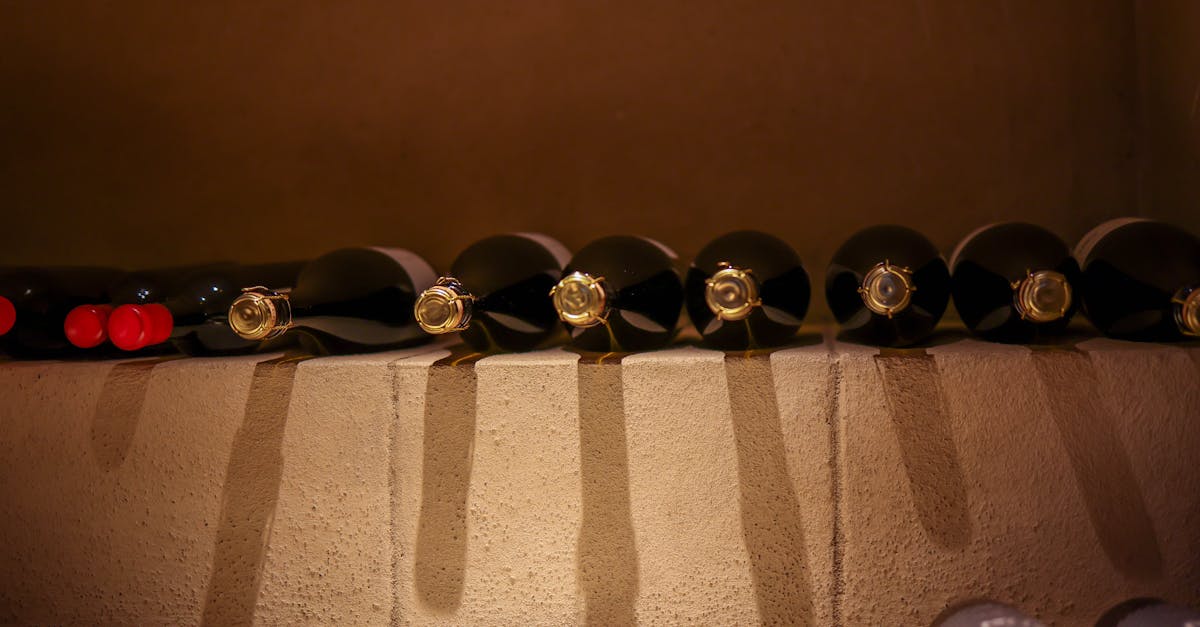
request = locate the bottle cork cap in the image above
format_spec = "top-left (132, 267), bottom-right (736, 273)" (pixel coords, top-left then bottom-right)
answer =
top-left (108, 304), bottom-right (173, 351)
top-left (64, 304), bottom-right (113, 348)
top-left (0, 296), bottom-right (14, 336)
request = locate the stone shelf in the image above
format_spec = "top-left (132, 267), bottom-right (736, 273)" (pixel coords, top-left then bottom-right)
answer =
top-left (0, 333), bottom-right (1197, 625)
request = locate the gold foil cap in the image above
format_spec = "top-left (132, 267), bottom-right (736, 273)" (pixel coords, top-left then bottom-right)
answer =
top-left (858, 260), bottom-right (915, 318)
top-left (1172, 285), bottom-right (1200, 337)
top-left (705, 263), bottom-right (761, 321)
top-left (550, 271), bottom-right (608, 328)
top-left (228, 287), bottom-right (292, 341)
top-left (1013, 269), bottom-right (1072, 323)
top-left (414, 277), bottom-right (474, 334)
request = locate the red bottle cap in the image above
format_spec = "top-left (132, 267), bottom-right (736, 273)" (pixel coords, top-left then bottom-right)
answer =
top-left (64, 304), bottom-right (113, 348)
top-left (144, 304), bottom-right (174, 345)
top-left (0, 296), bottom-right (14, 336)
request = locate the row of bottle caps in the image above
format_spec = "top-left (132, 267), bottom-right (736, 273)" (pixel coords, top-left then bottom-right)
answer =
top-left (0, 217), bottom-right (1196, 359)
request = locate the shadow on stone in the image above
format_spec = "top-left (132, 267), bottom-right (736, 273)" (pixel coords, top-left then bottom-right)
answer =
top-left (1030, 348), bottom-right (1164, 581)
top-left (874, 349), bottom-right (972, 550)
top-left (576, 355), bottom-right (639, 626)
top-left (725, 354), bottom-right (815, 625)
top-left (413, 351), bottom-right (482, 613)
top-left (91, 356), bottom-right (181, 471)
top-left (201, 353), bottom-right (310, 626)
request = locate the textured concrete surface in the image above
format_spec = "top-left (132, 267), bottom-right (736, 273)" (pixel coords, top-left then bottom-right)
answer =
top-left (0, 335), bottom-right (1197, 625)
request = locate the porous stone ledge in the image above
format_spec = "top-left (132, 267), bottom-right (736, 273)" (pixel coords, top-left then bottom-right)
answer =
top-left (0, 334), bottom-right (1197, 625)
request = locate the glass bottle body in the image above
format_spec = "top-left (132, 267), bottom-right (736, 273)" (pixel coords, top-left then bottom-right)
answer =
top-left (1076, 219), bottom-right (1200, 341)
top-left (0, 267), bottom-right (122, 358)
top-left (950, 222), bottom-right (1080, 343)
top-left (287, 247), bottom-right (437, 355)
top-left (826, 225), bottom-right (950, 346)
top-left (448, 234), bottom-right (568, 352)
top-left (557, 235), bottom-right (683, 353)
top-left (935, 602), bottom-right (1043, 627)
top-left (686, 230), bottom-right (810, 350)
top-left (168, 261), bottom-right (306, 355)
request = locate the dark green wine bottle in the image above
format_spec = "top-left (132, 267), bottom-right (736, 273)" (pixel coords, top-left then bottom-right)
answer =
top-left (825, 225), bottom-right (950, 346)
top-left (685, 230), bottom-right (810, 350)
top-left (950, 222), bottom-right (1080, 343)
top-left (414, 233), bottom-right (569, 352)
top-left (1075, 218), bottom-right (1200, 341)
top-left (228, 247), bottom-right (437, 355)
top-left (551, 235), bottom-right (683, 352)
top-left (0, 266), bottom-right (123, 358)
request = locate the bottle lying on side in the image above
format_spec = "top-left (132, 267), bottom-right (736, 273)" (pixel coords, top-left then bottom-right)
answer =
top-left (103, 261), bottom-right (306, 356)
top-left (1075, 218), bottom-right (1200, 341)
top-left (826, 225), bottom-right (951, 346)
top-left (414, 233), bottom-right (570, 352)
top-left (64, 262), bottom-right (234, 350)
top-left (551, 235), bottom-right (683, 353)
top-left (934, 601), bottom-right (1044, 626)
top-left (1095, 599), bottom-right (1200, 626)
top-left (685, 230), bottom-right (810, 350)
top-left (0, 266), bottom-right (124, 359)
top-left (227, 247), bottom-right (437, 355)
top-left (950, 222), bottom-right (1081, 343)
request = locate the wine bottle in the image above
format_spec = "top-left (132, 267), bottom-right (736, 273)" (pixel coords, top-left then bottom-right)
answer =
top-left (934, 602), bottom-right (1044, 627)
top-left (64, 261), bottom-right (233, 349)
top-left (825, 225), bottom-right (950, 346)
top-left (1096, 599), bottom-right (1200, 626)
top-left (949, 222), bottom-right (1081, 343)
top-left (551, 235), bottom-right (683, 352)
top-left (685, 230), bottom-right (810, 350)
top-left (414, 233), bottom-right (570, 352)
top-left (0, 266), bottom-right (124, 358)
top-left (1075, 218), bottom-right (1200, 341)
top-left (227, 247), bottom-right (437, 355)
top-left (106, 261), bottom-right (306, 355)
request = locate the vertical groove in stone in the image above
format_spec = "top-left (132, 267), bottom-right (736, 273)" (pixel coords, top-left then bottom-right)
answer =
top-left (874, 349), bottom-right (972, 550)
top-left (201, 354), bottom-right (309, 627)
top-left (828, 356), bottom-right (844, 627)
top-left (413, 352), bottom-right (481, 613)
top-left (91, 356), bottom-right (179, 471)
top-left (1031, 348), bottom-right (1164, 581)
top-left (388, 358), bottom-right (403, 627)
top-left (576, 356), bottom-right (638, 626)
top-left (725, 354), bottom-right (814, 626)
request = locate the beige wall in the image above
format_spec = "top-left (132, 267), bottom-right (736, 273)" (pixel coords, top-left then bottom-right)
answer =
top-left (0, 1), bottom-right (1152, 305)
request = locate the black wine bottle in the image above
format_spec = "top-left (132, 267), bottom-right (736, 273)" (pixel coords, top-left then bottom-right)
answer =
top-left (0, 266), bottom-right (124, 358)
top-left (106, 261), bottom-right (306, 355)
top-left (934, 602), bottom-right (1042, 627)
top-left (551, 235), bottom-right (683, 352)
top-left (685, 230), bottom-right (810, 350)
top-left (227, 247), bottom-right (437, 355)
top-left (826, 225), bottom-right (950, 346)
top-left (949, 222), bottom-right (1081, 343)
top-left (414, 233), bottom-right (570, 352)
top-left (64, 261), bottom-right (233, 349)
top-left (1096, 599), bottom-right (1200, 627)
top-left (1075, 218), bottom-right (1200, 341)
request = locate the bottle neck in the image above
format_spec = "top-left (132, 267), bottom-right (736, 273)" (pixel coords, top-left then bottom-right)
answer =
top-left (858, 260), bottom-right (914, 319)
top-left (1173, 284), bottom-right (1200, 337)
top-left (1013, 269), bottom-right (1072, 323)
top-left (704, 263), bottom-right (761, 321)
top-left (551, 271), bottom-right (609, 328)
top-left (414, 277), bottom-right (474, 334)
top-left (228, 287), bottom-right (293, 341)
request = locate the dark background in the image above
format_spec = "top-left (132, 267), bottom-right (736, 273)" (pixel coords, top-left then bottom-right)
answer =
top-left (1, 1), bottom-right (1196, 317)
